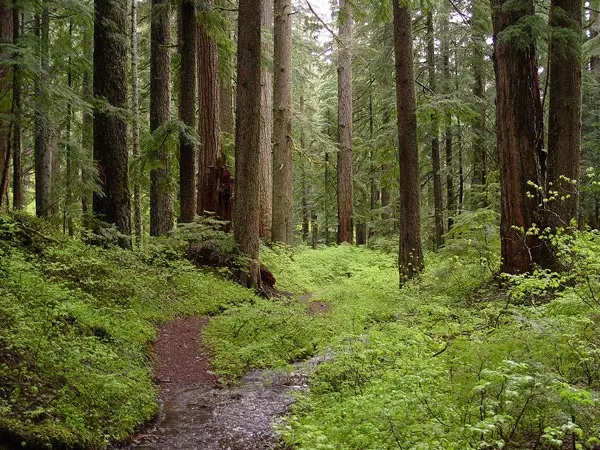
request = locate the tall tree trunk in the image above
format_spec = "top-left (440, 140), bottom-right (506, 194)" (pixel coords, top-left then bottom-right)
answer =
top-left (302, 166), bottom-right (309, 243)
top-left (272, 0), bottom-right (293, 244)
top-left (394, 0), bottom-right (423, 283)
top-left (426, 10), bottom-right (444, 250)
top-left (35, 7), bottom-right (52, 217)
top-left (178, 0), bottom-right (197, 222)
top-left (65, 20), bottom-right (74, 236)
top-left (442, 18), bottom-right (454, 231)
top-left (259, 0), bottom-right (273, 240)
top-left (235, 0), bottom-right (262, 288)
top-left (546, 0), bottom-right (581, 226)
top-left (11, 4), bottom-right (22, 210)
top-left (0, 0), bottom-right (12, 209)
top-left (82, 27), bottom-right (93, 222)
top-left (324, 149), bottom-right (331, 245)
top-left (472, 0), bottom-right (487, 206)
top-left (94, 0), bottom-right (131, 241)
top-left (131, 0), bottom-right (142, 243)
top-left (337, 0), bottom-right (353, 244)
top-left (197, 0), bottom-right (228, 219)
top-left (458, 118), bottom-right (464, 212)
top-left (493, 0), bottom-right (545, 273)
top-left (219, 64), bottom-right (234, 137)
top-left (368, 85), bottom-right (377, 241)
top-left (149, 0), bottom-right (173, 236)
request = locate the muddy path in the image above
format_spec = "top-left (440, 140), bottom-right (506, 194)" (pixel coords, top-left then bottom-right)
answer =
top-left (122, 316), bottom-right (322, 450)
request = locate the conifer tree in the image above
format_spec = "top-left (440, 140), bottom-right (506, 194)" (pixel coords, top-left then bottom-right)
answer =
top-left (394, 0), bottom-right (423, 282)
top-left (337, 0), bottom-right (353, 244)
top-left (272, 0), bottom-right (294, 244)
top-left (234, 0), bottom-right (262, 288)
top-left (93, 0), bottom-right (131, 240)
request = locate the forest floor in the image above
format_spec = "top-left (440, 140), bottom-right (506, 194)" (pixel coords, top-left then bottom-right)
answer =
top-left (3, 215), bottom-right (600, 449)
top-left (122, 315), bottom-right (323, 450)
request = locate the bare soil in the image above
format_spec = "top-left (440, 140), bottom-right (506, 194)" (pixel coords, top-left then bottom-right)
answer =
top-left (122, 316), bottom-right (320, 450)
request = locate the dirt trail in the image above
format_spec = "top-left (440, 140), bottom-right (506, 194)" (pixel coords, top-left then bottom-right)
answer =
top-left (122, 316), bottom-right (320, 450)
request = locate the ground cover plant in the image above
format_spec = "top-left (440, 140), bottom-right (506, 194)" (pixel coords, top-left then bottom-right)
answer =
top-left (3, 211), bottom-right (600, 449)
top-left (0, 214), bottom-right (256, 448)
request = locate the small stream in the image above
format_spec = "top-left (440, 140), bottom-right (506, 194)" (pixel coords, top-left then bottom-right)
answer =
top-left (123, 356), bottom-right (329, 450)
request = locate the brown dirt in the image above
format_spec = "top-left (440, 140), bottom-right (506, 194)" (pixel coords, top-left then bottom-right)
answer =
top-left (153, 316), bottom-right (218, 393)
top-left (122, 316), bottom-right (319, 450)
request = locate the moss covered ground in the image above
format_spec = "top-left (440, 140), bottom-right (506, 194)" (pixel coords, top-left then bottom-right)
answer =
top-left (2, 213), bottom-right (600, 449)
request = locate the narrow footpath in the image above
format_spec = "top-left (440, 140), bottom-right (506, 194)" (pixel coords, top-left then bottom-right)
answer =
top-left (122, 316), bottom-right (311, 450)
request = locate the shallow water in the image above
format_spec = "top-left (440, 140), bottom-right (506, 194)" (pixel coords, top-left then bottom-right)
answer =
top-left (124, 357), bottom-right (328, 450)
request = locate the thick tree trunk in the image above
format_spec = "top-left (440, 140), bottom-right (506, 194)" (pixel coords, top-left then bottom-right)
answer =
top-left (131, 0), bottom-right (142, 243)
top-left (178, 0), bottom-right (197, 222)
top-left (271, 0), bottom-right (294, 244)
top-left (472, 0), bottom-right (487, 207)
top-left (259, 0), bottom-right (273, 240)
top-left (394, 0), bottom-right (423, 283)
top-left (426, 11), bottom-right (444, 250)
top-left (0, 0), bottom-right (12, 209)
top-left (35, 8), bottom-right (52, 218)
top-left (11, 5), bottom-right (22, 210)
top-left (93, 0), bottom-right (131, 241)
top-left (234, 0), bottom-right (262, 288)
top-left (493, 0), bottom-right (545, 273)
top-left (337, 0), bottom-right (353, 244)
top-left (197, 0), bottom-right (228, 219)
top-left (547, 0), bottom-right (582, 226)
top-left (149, 0), bottom-right (173, 236)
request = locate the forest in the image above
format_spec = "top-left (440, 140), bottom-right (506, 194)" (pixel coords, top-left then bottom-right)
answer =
top-left (1, 0), bottom-right (600, 448)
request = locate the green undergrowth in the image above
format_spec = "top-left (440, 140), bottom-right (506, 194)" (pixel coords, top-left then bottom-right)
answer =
top-left (0, 214), bottom-right (256, 449)
top-left (271, 231), bottom-right (600, 449)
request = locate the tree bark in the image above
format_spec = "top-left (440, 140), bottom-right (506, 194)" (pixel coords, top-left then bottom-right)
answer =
top-left (35, 7), bottom-right (52, 218)
top-left (337, 0), bottom-right (353, 244)
top-left (93, 0), bottom-right (131, 241)
top-left (472, 0), bottom-right (487, 206)
top-left (11, 4), bottom-right (22, 210)
top-left (0, 0), bottom-right (12, 209)
top-left (82, 27), bottom-right (93, 223)
top-left (547, 0), bottom-right (582, 226)
top-left (259, 0), bottom-right (273, 240)
top-left (493, 0), bottom-right (545, 273)
top-left (149, 0), bottom-right (173, 236)
top-left (131, 0), bottom-right (142, 242)
top-left (234, 0), bottom-right (262, 288)
top-left (65, 20), bottom-right (74, 236)
top-left (426, 10), bottom-right (444, 250)
top-left (442, 11), bottom-right (454, 231)
top-left (271, 0), bottom-right (294, 244)
top-left (394, 0), bottom-right (423, 283)
top-left (178, 0), bottom-right (197, 222)
top-left (197, 0), bottom-right (229, 220)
